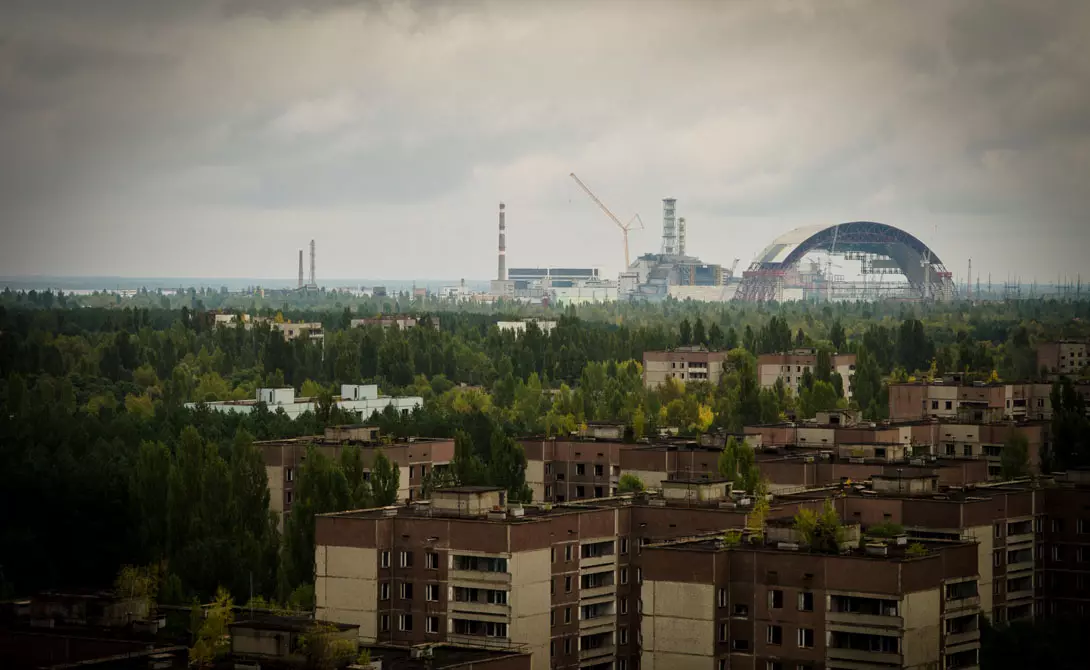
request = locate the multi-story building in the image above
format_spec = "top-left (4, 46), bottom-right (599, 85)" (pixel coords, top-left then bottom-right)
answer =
top-left (496, 319), bottom-right (559, 336)
top-left (185, 384), bottom-right (422, 421)
top-left (781, 474), bottom-right (1044, 625)
top-left (314, 482), bottom-right (765, 670)
top-left (352, 316), bottom-right (441, 330)
top-left (887, 380), bottom-right (1057, 422)
top-left (520, 438), bottom-right (633, 503)
top-left (1037, 340), bottom-right (1088, 378)
top-left (643, 347), bottom-right (730, 388)
top-left (748, 410), bottom-right (1049, 480)
top-left (640, 532), bottom-right (982, 670)
top-left (273, 321), bottom-right (324, 342)
top-left (313, 471), bottom-right (1090, 670)
top-left (757, 348), bottom-right (857, 399)
top-left (259, 426), bottom-right (455, 529)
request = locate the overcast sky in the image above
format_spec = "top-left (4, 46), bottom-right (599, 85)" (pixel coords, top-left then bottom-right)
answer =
top-left (1, 0), bottom-right (1088, 283)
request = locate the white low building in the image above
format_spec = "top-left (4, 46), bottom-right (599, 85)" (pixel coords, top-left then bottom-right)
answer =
top-left (496, 319), bottom-right (558, 336)
top-left (186, 384), bottom-right (422, 420)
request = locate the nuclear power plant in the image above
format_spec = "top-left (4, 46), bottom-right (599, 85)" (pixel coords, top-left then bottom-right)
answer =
top-left (490, 178), bottom-right (735, 304)
top-left (485, 171), bottom-right (961, 304)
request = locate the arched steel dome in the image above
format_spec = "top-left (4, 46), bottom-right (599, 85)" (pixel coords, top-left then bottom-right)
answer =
top-left (735, 221), bottom-right (955, 302)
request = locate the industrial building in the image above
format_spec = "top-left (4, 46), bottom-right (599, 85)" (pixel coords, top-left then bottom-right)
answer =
top-left (184, 384), bottom-right (422, 421)
top-left (620, 198), bottom-right (732, 302)
top-left (492, 181), bottom-right (737, 304)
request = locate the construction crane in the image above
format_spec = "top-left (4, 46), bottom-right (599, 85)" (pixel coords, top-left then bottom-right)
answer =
top-left (569, 172), bottom-right (643, 269)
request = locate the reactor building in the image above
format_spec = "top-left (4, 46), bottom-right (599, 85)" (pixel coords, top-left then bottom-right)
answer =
top-left (621, 198), bottom-right (732, 302)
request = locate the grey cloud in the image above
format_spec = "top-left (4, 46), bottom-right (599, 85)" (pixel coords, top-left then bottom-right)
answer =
top-left (0, 0), bottom-right (1087, 280)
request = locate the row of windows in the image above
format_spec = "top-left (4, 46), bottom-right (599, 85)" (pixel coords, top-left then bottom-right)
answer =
top-left (550, 597), bottom-right (631, 626)
top-left (994, 544), bottom-right (1090, 564)
top-left (378, 550), bottom-right (441, 569)
top-left (377, 614), bottom-right (505, 637)
top-left (551, 539), bottom-right (629, 562)
top-left (545, 463), bottom-right (621, 477)
top-left (546, 484), bottom-right (618, 499)
top-left (549, 628), bottom-right (632, 657)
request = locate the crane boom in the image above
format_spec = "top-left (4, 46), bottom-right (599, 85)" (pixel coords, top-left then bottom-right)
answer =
top-left (570, 172), bottom-right (635, 268)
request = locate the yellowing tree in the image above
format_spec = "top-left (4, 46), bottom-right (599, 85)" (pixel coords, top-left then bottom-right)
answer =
top-left (694, 404), bottom-right (715, 433)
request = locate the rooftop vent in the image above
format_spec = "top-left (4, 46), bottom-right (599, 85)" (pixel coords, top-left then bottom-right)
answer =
top-left (865, 542), bottom-right (889, 557)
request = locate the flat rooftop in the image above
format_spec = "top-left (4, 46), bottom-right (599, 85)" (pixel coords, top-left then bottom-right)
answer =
top-left (775, 477), bottom-right (1037, 504)
top-left (255, 435), bottom-right (453, 448)
top-left (647, 532), bottom-right (972, 561)
top-left (230, 615), bottom-right (357, 633)
top-left (364, 644), bottom-right (530, 670)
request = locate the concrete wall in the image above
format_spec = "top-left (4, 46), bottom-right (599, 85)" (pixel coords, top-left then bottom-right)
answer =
top-left (315, 545), bottom-right (379, 642)
top-left (525, 460), bottom-right (545, 503)
top-left (641, 580), bottom-right (715, 670)
top-left (901, 588), bottom-right (942, 669)
top-left (509, 549), bottom-right (551, 670)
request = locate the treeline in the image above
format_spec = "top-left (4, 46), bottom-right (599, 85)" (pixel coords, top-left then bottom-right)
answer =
top-left (3, 297), bottom-right (1090, 604)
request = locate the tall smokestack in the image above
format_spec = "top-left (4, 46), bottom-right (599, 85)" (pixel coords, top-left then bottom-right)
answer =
top-left (661, 198), bottom-right (677, 255)
top-left (298, 250), bottom-right (304, 288)
top-left (309, 239), bottom-right (316, 287)
top-left (498, 203), bottom-right (506, 281)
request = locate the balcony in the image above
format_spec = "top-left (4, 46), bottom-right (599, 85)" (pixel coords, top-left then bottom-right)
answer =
top-left (945, 596), bottom-right (981, 613)
top-left (1006, 588), bottom-right (1034, 602)
top-left (579, 644), bottom-right (615, 661)
top-left (449, 569), bottom-right (511, 585)
top-left (1006, 560), bottom-right (1034, 574)
top-left (826, 611), bottom-right (903, 629)
top-left (828, 648), bottom-right (901, 665)
top-left (578, 614), bottom-right (616, 633)
top-left (449, 601), bottom-right (511, 616)
top-left (1006, 532), bottom-right (1034, 545)
top-left (945, 629), bottom-right (981, 651)
top-left (447, 633), bottom-right (510, 649)
top-left (580, 585), bottom-right (616, 600)
top-left (579, 554), bottom-right (616, 570)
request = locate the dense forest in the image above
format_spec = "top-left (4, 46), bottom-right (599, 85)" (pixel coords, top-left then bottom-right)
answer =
top-left (2, 290), bottom-right (1089, 613)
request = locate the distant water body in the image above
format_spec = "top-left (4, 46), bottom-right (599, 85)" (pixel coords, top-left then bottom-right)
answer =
top-left (1, 276), bottom-right (492, 293)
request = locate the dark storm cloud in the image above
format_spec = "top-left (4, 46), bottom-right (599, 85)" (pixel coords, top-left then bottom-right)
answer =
top-left (0, 0), bottom-right (1087, 279)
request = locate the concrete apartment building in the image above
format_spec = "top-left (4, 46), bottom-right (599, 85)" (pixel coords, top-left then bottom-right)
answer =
top-left (313, 470), bottom-right (1090, 670)
top-left (1037, 339), bottom-right (1088, 377)
top-left (352, 316), bottom-right (441, 330)
top-left (778, 471), bottom-right (1090, 625)
top-left (521, 432), bottom-right (767, 502)
top-left (643, 347), bottom-right (730, 388)
top-left (887, 380), bottom-right (1060, 422)
top-left (314, 483), bottom-right (765, 670)
top-left (757, 349), bottom-right (858, 399)
top-left (640, 532), bottom-right (981, 670)
top-left (520, 438), bottom-right (632, 503)
top-left (259, 426), bottom-right (455, 529)
top-left (748, 409), bottom-right (1049, 481)
top-left (273, 321), bottom-right (325, 342)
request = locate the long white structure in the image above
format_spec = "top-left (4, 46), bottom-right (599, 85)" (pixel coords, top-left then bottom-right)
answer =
top-left (186, 384), bottom-right (422, 420)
